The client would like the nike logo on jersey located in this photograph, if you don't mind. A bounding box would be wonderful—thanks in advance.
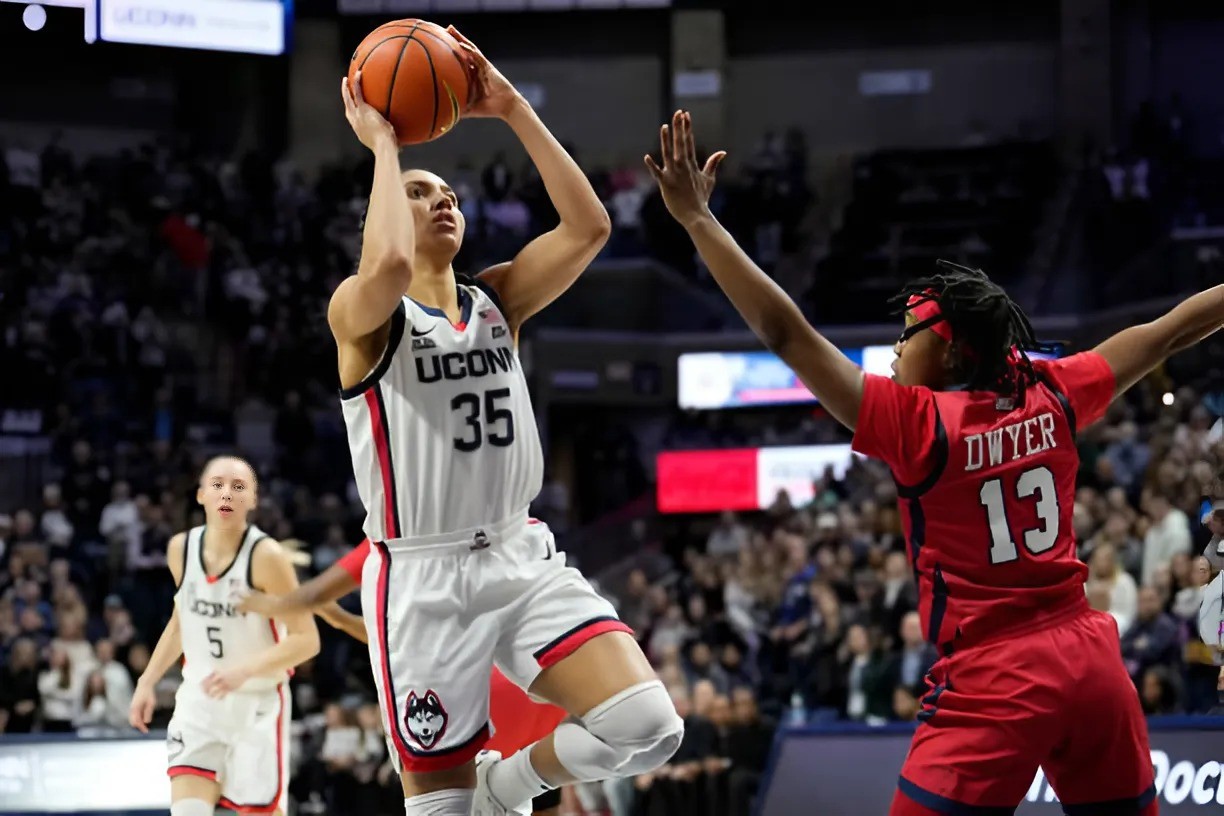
[410,325,435,337]
[416,348,516,383]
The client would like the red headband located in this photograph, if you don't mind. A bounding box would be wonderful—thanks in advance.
[904,292,953,343]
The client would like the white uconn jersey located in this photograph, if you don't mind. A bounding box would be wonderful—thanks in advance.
[340,278,543,544]
[176,525,285,691]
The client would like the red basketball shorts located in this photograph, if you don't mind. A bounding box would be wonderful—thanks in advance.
[892,609,1157,815]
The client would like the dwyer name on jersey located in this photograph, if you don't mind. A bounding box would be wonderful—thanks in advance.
[340,278,544,546]
[964,411,1059,472]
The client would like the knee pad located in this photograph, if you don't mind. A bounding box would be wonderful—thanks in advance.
[170,799,215,816]
[554,680,684,780]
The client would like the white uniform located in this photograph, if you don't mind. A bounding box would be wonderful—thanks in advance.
[166,524,291,812]
[340,278,627,774]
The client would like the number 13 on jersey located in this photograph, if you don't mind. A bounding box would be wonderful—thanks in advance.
[980,466,1059,565]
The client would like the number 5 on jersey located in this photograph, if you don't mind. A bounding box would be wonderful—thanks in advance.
[980,466,1059,565]
[207,625,224,658]
[452,388,515,452]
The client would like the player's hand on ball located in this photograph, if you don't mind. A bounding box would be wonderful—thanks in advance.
[202,667,251,699]
[342,71,397,151]
[129,683,156,733]
[446,25,520,119]
[644,110,727,228]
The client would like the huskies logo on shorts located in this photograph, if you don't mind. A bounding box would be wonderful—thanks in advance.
[404,690,448,750]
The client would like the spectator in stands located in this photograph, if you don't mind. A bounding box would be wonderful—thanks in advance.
[841,623,892,723]
[1140,666,1183,715]
[1141,489,1193,587]
[892,611,937,696]
[1084,542,1139,633]
[707,510,750,557]
[38,644,82,732]
[1121,586,1182,686]
[0,637,41,733]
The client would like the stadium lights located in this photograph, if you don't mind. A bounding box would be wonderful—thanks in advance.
[1,0,95,42]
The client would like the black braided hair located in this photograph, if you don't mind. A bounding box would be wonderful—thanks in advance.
[890,260,1050,396]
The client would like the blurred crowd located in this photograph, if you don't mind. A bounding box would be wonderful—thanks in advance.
[2,133,1223,816]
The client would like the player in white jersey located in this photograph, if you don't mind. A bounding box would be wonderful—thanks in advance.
[332,28,682,816]
[128,456,320,816]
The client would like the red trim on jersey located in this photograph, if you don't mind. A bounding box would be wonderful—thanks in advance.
[373,545,415,770]
[215,683,286,814]
[454,321,467,331]
[400,723,491,773]
[364,389,401,538]
[534,617,634,670]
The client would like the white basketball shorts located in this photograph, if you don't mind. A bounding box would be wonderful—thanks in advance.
[361,514,632,773]
[166,681,290,813]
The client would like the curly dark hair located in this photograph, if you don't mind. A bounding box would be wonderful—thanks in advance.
[891,260,1051,396]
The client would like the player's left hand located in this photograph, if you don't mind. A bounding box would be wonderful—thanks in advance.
[202,667,252,699]
[446,25,521,119]
[644,110,727,229]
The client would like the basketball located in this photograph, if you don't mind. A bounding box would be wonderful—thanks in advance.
[348,19,473,146]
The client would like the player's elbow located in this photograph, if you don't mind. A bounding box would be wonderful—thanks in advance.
[562,210,612,251]
[370,251,413,289]
[585,206,613,243]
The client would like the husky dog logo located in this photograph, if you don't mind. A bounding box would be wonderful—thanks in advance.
[404,690,448,749]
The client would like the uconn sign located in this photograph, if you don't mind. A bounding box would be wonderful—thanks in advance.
[98,0,286,55]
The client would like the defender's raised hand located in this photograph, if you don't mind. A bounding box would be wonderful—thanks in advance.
[644,110,727,228]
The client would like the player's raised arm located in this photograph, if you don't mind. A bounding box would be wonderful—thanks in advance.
[129,533,188,732]
[450,26,611,333]
[645,110,864,429]
[1093,284,1224,397]
[328,72,415,343]
[202,540,320,698]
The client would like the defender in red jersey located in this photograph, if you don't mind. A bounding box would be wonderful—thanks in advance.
[237,540,566,816]
[646,108,1224,815]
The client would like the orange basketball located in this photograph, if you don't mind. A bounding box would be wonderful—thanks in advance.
[348,19,473,146]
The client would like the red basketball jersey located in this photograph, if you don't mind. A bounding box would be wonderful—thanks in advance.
[852,352,1117,651]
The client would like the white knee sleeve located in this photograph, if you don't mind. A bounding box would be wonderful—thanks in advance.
[553,680,683,780]
[403,788,474,815]
[170,799,214,816]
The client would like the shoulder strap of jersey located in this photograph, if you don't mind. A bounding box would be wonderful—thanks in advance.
[243,526,272,590]
[181,526,203,583]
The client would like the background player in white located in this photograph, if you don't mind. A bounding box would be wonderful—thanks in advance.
[331,27,682,816]
[128,456,320,816]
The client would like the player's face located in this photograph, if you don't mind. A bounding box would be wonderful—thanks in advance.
[402,169,464,259]
[891,314,952,388]
[196,458,257,524]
